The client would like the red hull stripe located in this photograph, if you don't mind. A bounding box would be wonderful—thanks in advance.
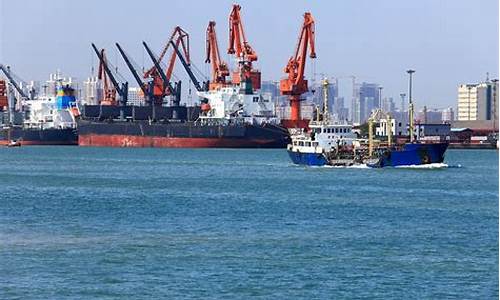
[79,134,280,148]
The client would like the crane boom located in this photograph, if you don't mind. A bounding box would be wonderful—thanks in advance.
[142,41,176,97]
[96,48,117,105]
[227,4,257,62]
[115,43,149,98]
[92,44,123,97]
[279,12,316,125]
[144,26,190,79]
[206,21,229,89]
[169,41,203,92]
[91,43,128,118]
[226,4,261,91]
[143,26,190,99]
[0,64,29,100]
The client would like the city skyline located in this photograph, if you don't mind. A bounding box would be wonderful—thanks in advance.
[0,0,498,109]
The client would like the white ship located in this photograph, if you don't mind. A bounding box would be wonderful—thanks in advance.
[0,71,79,145]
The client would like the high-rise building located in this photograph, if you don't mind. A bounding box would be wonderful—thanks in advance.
[441,107,454,123]
[381,97,395,114]
[82,76,101,105]
[261,81,279,99]
[457,80,498,121]
[304,78,348,121]
[351,82,381,124]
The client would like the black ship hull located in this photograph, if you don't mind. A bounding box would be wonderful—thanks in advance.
[77,120,290,148]
[0,127,78,145]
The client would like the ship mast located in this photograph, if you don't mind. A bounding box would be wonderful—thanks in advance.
[407,69,415,142]
[322,78,329,122]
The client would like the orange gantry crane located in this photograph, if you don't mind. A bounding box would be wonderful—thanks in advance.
[143,26,190,104]
[280,12,316,128]
[206,21,230,90]
[97,48,117,106]
[227,4,261,90]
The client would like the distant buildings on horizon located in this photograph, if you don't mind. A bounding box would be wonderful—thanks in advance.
[3,71,498,132]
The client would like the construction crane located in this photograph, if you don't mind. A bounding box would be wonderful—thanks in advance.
[206,21,229,90]
[115,43,154,105]
[0,64,29,100]
[143,26,190,100]
[279,12,316,127]
[227,4,260,90]
[91,43,128,120]
[96,49,117,106]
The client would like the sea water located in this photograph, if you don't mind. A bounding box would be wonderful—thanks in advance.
[0,147,498,298]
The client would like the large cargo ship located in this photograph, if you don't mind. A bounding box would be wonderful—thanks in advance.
[81,8,290,149]
[77,104,290,148]
[78,119,289,148]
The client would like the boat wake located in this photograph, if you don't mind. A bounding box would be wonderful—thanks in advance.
[394,163,451,169]
[324,164,371,169]
[301,163,462,169]
[322,162,462,169]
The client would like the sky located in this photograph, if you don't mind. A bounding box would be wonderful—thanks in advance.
[0,0,498,110]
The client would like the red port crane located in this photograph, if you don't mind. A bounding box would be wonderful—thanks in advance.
[280,12,316,128]
[97,48,117,106]
[227,4,260,90]
[206,21,230,90]
[143,26,190,103]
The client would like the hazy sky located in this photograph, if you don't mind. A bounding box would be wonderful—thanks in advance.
[0,0,498,109]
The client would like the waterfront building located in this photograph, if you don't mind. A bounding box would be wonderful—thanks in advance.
[457,80,498,121]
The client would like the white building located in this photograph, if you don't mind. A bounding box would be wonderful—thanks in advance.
[82,76,101,105]
[127,87,146,106]
[457,81,498,121]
